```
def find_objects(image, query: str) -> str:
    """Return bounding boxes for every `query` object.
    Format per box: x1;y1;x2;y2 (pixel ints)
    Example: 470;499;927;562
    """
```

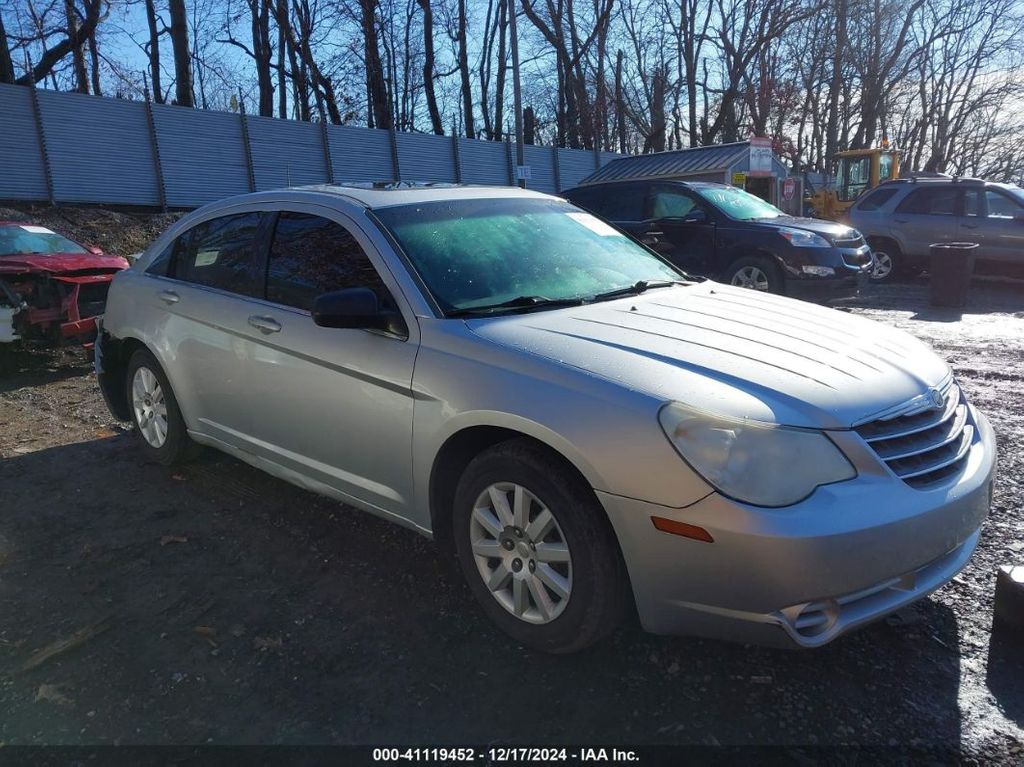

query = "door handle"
641;231;663;245
158;290;180;305
248;315;281;334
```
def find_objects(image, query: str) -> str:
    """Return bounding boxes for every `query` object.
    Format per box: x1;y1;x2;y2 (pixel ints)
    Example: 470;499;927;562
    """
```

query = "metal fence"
0;83;622;209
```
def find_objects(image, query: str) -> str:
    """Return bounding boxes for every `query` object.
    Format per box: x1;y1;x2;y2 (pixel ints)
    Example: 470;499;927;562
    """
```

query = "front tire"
452;439;630;653
724;255;784;294
125;348;198;465
869;240;901;282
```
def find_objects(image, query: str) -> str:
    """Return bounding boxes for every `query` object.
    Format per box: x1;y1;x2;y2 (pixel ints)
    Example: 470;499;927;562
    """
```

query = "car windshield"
0;225;87;256
373;198;685;315
695;186;784;221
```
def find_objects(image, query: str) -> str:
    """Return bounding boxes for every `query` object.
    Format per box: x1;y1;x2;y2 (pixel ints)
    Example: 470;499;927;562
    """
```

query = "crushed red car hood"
0;252;129;274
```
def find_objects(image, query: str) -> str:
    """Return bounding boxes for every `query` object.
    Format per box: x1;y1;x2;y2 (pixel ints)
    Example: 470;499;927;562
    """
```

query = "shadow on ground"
0;435;970;748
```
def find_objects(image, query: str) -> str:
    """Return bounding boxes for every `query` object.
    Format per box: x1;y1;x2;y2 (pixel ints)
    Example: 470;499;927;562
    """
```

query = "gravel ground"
0;280;1021;759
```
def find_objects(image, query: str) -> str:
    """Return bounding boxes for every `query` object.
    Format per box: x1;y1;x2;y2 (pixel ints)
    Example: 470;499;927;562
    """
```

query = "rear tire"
724;255;784;294
125;348;199;465
452;439;630;653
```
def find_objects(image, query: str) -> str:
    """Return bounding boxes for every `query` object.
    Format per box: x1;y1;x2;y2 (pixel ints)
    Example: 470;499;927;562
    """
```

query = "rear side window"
598;186;647;221
895;187;957;216
986;190;1024;219
266;212;388;311
854;187;899;212
173;212;263;296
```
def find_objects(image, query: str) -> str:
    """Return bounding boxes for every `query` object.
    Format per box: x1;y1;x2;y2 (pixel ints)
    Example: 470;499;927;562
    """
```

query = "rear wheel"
125;349;198;465
452;439;630;653
724;256;784;294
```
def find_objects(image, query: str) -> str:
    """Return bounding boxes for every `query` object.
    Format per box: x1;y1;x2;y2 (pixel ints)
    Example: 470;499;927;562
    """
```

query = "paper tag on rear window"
565;212;619;237
19;225;55;234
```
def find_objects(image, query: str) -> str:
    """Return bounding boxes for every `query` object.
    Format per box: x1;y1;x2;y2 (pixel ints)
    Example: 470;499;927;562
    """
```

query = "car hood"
758;215;860;241
0;252;129;275
465;281;950;429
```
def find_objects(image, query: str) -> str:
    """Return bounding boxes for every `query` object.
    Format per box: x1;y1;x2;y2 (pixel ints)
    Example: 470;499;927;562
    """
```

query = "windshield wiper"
448;295;586;317
591;280;686;302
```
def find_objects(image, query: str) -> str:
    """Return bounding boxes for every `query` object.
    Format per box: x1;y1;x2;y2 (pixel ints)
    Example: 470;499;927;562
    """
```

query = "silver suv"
849;177;1024;282
96;184;995;652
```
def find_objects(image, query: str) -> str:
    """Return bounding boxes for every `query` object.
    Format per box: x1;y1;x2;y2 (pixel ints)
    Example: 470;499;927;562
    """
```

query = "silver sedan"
95;184;995;652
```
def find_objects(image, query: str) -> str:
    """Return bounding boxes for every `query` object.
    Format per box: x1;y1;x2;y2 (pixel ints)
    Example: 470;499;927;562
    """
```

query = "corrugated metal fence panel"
328;125;395;183
397;132;457;183
557;148;597;190
37;90;159;205
248;115;328;190
523;145;556;193
153;105;250;207
458;138;509;186
0;84;48;201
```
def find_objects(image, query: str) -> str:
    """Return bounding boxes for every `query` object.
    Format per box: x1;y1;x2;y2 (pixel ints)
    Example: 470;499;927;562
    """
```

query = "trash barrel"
929;242;978;308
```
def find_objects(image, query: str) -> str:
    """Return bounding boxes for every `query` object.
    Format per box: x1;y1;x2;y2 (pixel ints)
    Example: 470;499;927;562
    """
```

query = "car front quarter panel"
410;318;714;531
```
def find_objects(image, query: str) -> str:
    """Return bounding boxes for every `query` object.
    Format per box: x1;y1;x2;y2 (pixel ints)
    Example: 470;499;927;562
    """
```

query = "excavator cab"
807;146;901;220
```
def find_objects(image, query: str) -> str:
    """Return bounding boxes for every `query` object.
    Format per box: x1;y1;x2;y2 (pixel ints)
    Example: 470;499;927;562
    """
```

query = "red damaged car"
0;222;128;347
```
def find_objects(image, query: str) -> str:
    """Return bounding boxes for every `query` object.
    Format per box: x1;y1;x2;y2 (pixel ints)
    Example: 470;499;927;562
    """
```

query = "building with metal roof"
576;139;803;214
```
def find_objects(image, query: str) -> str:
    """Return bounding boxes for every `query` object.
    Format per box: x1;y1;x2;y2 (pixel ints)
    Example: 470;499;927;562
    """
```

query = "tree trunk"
615;49;627;153
361;0;391;129
168;0;194;106
144;0;163;102
0;14;17;84
523;105;535;144
277;0;287;118
65;0;89;92
416;0;443;135
457;0;475;138
88;28;100;94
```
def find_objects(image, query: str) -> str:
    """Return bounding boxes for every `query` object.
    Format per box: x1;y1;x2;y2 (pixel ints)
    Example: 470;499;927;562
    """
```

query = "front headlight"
778;227;831;248
658;402;856;507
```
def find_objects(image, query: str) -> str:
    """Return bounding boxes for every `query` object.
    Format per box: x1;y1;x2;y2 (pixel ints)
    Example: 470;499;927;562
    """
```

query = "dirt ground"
0;278;1022;759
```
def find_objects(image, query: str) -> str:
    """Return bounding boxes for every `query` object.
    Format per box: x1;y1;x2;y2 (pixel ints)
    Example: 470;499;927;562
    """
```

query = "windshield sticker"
19;225;56;234
565;212;620;237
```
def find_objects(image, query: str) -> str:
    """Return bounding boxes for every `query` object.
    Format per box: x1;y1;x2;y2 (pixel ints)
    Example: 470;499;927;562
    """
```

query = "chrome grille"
855;382;973;489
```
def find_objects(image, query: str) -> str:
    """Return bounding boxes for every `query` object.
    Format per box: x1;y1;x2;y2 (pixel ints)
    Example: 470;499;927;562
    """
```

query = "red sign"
782;177;796;201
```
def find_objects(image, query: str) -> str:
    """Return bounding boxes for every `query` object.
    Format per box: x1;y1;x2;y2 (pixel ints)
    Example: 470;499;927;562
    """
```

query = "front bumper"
783;244;872;302
599;408;995;648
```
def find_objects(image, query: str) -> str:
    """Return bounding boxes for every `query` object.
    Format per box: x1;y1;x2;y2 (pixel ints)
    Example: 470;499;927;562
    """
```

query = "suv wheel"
869;241;900;282
452;439;630;653
725;256;783;293
126;349;199;465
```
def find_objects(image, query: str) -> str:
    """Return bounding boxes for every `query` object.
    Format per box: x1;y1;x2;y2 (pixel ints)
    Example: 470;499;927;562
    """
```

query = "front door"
239;206;418;517
643;185;717;273
892;186;959;256
961;187;1024;278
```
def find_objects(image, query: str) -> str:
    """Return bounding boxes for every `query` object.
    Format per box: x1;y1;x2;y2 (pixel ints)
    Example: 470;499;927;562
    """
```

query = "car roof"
565;180;729;194
203;183;561;211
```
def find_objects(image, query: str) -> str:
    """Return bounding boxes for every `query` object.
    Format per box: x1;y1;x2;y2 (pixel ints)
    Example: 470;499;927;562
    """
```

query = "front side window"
855;187;899;212
895;187;957;216
0;225;86;256
266;213;388;310
173;212;263;296
695;185;783;221
650;189;699;219
985;190;1024;219
373;198;682;314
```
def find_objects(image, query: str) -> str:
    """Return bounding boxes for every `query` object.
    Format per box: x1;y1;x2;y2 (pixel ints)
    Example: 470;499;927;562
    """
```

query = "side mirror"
312;287;404;335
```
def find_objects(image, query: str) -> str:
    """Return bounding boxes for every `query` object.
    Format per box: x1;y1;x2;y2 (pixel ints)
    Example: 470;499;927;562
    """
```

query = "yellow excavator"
806;144;902;221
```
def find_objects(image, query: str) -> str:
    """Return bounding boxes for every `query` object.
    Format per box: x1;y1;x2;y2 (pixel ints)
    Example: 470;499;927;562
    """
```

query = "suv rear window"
895;187;957;216
855;187;899;211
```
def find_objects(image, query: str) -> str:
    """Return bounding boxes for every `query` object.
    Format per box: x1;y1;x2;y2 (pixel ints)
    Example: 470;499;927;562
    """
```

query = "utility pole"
507;0;525;188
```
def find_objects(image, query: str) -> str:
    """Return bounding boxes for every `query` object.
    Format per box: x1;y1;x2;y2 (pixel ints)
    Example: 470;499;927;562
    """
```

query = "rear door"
145;209;269;448
239;206;418;516
892;186;958;256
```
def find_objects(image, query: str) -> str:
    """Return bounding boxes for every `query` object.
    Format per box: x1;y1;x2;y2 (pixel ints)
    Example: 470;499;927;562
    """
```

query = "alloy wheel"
731;265;771;291
131;366;169;448
871;251;893;280
469;482;573;625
